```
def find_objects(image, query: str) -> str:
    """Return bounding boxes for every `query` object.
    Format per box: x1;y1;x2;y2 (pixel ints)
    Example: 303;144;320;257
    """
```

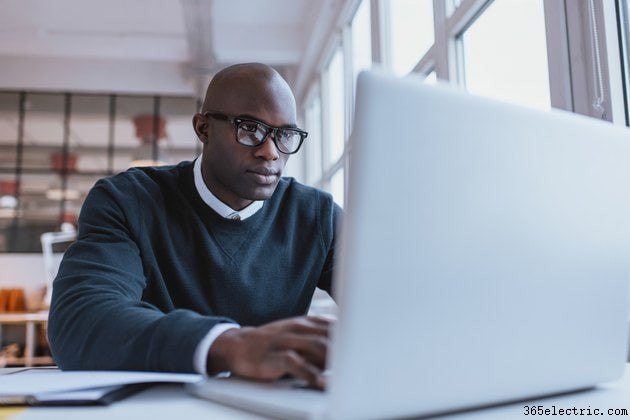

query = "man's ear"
192;113;209;144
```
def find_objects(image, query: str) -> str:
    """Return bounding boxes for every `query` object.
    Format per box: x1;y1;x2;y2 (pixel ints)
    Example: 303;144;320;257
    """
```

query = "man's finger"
305;315;333;325
282;318;330;336
273;334;328;369
278;350;326;390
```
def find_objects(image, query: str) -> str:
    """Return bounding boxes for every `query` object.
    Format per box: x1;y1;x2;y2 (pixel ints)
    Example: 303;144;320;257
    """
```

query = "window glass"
330;167;345;208
390;0;434;76
304;90;323;185
424;71;437;84
352;0;372;87
325;47;345;165
460;0;551;110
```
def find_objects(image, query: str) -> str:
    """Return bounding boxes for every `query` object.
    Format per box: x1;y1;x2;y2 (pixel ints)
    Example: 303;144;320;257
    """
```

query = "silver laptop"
187;70;630;419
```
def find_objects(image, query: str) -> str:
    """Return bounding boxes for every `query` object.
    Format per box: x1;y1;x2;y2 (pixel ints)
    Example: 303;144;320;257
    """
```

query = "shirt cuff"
193;323;240;376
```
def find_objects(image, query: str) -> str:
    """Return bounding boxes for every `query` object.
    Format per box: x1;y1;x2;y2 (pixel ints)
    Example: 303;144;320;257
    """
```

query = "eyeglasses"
204;112;308;155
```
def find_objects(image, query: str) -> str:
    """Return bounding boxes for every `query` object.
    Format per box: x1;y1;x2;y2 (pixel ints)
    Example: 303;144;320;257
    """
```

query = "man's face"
194;73;297;210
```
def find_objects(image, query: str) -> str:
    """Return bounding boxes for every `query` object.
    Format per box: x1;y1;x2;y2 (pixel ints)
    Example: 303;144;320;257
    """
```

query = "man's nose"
254;135;280;160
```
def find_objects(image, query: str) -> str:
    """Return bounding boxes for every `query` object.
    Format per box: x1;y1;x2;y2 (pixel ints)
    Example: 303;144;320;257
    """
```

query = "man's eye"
240;122;259;132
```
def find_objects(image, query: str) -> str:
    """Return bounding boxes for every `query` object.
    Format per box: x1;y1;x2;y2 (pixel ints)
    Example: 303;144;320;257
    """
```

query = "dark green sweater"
48;161;341;373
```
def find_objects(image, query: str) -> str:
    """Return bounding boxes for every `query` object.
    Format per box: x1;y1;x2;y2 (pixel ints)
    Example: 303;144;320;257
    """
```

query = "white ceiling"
0;0;347;96
0;0;188;61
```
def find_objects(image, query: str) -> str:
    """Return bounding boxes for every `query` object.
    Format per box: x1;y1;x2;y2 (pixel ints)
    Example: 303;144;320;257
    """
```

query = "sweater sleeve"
316;200;343;298
47;178;234;373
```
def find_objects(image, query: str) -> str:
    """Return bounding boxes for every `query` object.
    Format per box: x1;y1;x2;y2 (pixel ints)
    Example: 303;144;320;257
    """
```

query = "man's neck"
192;157;263;220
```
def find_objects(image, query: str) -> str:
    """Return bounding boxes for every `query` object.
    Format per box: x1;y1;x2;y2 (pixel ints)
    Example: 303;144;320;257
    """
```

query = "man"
48;63;341;390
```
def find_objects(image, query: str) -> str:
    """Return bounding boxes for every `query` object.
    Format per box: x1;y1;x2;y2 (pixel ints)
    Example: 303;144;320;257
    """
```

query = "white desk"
3;364;629;419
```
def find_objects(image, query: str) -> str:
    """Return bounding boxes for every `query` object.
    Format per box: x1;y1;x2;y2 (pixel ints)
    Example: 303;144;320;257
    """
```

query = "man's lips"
247;168;280;185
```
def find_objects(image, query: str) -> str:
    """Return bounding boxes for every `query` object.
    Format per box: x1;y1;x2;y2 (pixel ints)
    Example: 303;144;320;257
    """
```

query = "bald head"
201;63;297;120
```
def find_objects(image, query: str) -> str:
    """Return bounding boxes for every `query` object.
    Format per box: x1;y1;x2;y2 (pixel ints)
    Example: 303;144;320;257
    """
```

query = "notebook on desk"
187;70;630;419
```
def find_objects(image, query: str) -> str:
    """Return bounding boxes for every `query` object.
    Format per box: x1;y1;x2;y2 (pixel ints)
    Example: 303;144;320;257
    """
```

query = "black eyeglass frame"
204;111;308;155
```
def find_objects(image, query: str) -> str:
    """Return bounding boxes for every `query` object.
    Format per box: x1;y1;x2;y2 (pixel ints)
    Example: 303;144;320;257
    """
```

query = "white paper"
0;370;202;395
33;385;123;402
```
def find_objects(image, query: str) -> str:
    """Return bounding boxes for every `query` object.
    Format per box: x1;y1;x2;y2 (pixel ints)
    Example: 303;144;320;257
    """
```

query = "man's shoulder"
83;161;194;212
272;178;340;245
276;177;334;203
96;161;193;192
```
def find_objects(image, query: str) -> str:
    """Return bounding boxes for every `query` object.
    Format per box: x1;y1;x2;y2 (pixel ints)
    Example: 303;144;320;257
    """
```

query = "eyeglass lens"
237;121;301;153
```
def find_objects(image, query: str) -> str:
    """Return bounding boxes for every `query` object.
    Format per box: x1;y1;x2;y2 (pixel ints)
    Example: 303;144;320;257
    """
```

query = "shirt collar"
193;157;263;221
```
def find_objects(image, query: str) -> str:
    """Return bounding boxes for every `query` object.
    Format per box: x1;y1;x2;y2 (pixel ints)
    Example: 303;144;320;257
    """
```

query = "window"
389;0;434;76
459;0;551;110
304;89;323;186
323;47;345;167
297;0;627;211
330;168;345;208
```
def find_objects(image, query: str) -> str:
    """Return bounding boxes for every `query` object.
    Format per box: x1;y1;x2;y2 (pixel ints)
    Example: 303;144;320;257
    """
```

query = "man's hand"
207;316;331;389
